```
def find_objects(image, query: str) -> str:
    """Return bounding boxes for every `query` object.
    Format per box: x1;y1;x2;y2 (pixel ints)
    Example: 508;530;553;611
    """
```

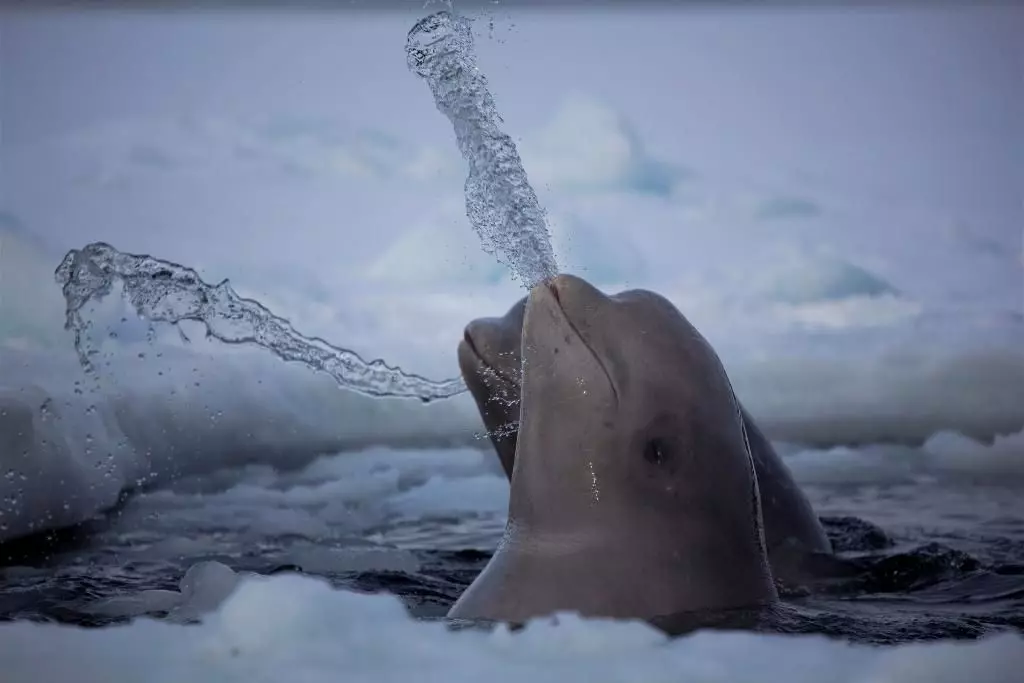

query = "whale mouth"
544;281;620;408
462;330;520;389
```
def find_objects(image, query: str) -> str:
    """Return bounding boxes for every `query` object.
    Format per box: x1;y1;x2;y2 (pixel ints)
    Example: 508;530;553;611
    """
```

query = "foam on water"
1;564;1021;683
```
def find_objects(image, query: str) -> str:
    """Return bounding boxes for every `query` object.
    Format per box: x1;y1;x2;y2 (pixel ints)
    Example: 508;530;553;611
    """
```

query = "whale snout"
524;274;621;409
460;315;522;388
462;318;495;358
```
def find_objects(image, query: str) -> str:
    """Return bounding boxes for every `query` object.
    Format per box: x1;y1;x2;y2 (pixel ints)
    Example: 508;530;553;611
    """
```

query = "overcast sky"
1;2;1021;378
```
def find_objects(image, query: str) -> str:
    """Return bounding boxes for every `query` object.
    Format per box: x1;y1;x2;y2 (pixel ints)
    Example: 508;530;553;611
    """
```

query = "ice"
922;428;1024;480
84;561;241;622
0;566;1020;683
4;328;1019;547
103;445;507;562
0;383;129;538
781;427;1024;486
0;345;483;544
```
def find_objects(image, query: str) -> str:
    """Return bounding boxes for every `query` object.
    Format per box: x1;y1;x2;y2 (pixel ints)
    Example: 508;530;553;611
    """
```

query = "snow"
1;565;1020;683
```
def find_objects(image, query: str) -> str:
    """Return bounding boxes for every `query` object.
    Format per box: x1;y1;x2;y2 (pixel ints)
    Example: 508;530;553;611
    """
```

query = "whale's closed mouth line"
547;283;620;407
463;331;519;388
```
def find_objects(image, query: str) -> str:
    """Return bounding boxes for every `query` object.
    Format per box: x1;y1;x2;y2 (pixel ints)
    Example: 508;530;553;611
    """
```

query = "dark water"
1;463;1023;645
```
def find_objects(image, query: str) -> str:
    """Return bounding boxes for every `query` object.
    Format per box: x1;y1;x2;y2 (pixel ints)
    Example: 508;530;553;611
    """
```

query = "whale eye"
643;438;669;465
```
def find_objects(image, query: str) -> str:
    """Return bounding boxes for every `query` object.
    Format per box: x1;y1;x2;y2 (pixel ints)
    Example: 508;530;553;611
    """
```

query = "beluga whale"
457;287;832;590
449;274;780;623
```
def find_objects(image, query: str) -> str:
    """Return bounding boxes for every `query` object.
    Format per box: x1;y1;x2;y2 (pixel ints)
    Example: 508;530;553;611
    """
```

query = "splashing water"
406;10;559;289
50;11;556;404
54;242;467;402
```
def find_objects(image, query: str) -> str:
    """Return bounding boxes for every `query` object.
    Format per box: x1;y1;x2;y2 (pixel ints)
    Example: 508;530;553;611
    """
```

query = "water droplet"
55;241;466;401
